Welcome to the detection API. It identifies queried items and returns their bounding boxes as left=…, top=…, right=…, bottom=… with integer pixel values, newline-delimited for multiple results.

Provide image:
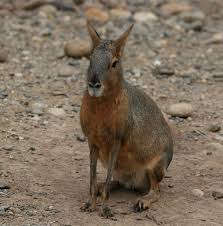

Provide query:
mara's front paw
left=99, top=205, right=114, bottom=218
left=133, top=199, right=149, bottom=213
left=80, top=201, right=96, bottom=212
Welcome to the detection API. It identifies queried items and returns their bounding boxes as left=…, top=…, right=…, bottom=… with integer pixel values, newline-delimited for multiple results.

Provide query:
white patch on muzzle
left=88, top=84, right=104, bottom=97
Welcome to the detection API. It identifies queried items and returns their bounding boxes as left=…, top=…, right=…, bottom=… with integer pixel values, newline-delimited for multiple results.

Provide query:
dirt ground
left=0, top=0, right=223, bottom=225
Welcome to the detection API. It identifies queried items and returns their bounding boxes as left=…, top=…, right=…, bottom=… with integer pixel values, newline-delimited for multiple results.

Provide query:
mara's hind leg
left=133, top=159, right=165, bottom=212
left=96, top=181, right=120, bottom=197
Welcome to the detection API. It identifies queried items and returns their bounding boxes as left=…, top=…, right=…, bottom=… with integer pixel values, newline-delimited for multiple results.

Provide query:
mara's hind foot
left=133, top=189, right=160, bottom=212
left=96, top=180, right=120, bottom=197
left=133, top=161, right=165, bottom=212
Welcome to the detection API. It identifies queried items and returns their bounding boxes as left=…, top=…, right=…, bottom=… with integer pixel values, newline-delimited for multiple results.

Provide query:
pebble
left=38, top=5, right=57, bottom=18
left=166, top=103, right=193, bottom=118
left=15, top=72, right=23, bottom=78
left=58, top=65, right=74, bottom=77
left=192, top=189, right=204, bottom=197
left=212, top=189, right=223, bottom=200
left=183, top=20, right=204, bottom=31
left=161, top=2, right=192, bottom=16
left=64, top=39, right=91, bottom=58
left=152, top=65, right=175, bottom=78
left=133, top=11, right=158, bottom=23
left=132, top=68, right=142, bottom=78
left=212, top=72, right=223, bottom=82
left=0, top=50, right=8, bottom=63
left=73, top=0, right=85, bottom=5
left=180, top=11, right=205, bottom=23
left=29, top=102, right=47, bottom=115
left=207, top=33, right=223, bottom=44
left=76, top=134, right=86, bottom=142
left=208, top=124, right=221, bottom=133
left=2, top=145, right=14, bottom=151
left=110, top=9, right=131, bottom=20
left=85, top=7, right=109, bottom=23
left=0, top=181, right=10, bottom=189
left=48, top=107, right=66, bottom=117
left=40, top=27, right=52, bottom=36
left=0, top=205, right=10, bottom=216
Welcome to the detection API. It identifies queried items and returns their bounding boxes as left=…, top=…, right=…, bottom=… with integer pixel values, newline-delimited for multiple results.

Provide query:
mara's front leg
left=99, top=141, right=121, bottom=218
left=80, top=143, right=98, bottom=212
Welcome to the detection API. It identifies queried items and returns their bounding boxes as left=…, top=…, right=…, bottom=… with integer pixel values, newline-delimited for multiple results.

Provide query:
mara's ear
left=86, top=21, right=101, bottom=48
left=114, top=24, right=134, bottom=58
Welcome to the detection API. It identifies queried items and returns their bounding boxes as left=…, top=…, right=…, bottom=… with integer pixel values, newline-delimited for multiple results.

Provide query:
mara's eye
left=112, top=60, right=118, bottom=68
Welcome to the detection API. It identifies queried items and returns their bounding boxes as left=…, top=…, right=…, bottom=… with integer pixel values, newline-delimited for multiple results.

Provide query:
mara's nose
left=88, top=81, right=101, bottom=89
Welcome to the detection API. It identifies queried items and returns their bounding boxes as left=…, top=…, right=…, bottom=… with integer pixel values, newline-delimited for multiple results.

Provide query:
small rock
left=153, top=60, right=162, bottom=66
left=40, top=27, right=52, bottom=36
left=110, top=9, right=131, bottom=20
left=212, top=72, right=223, bottom=82
left=29, top=102, right=47, bottom=115
left=183, top=20, right=204, bottom=31
left=76, top=134, right=86, bottom=142
left=73, top=0, right=85, bottom=5
left=2, top=145, right=14, bottom=151
left=152, top=65, right=175, bottom=78
left=192, top=189, right=204, bottom=197
left=15, top=72, right=23, bottom=77
left=0, top=50, right=8, bottom=63
left=48, top=107, right=66, bottom=117
left=73, top=105, right=80, bottom=113
left=212, top=189, right=223, bottom=200
left=208, top=124, right=221, bottom=133
left=0, top=181, right=10, bottom=189
left=64, top=39, right=91, bottom=58
left=85, top=7, right=109, bottom=23
left=58, top=65, right=73, bottom=77
left=133, top=11, right=158, bottom=23
left=207, top=33, right=223, bottom=44
left=99, top=0, right=119, bottom=8
left=39, top=5, right=57, bottom=18
left=180, top=11, right=205, bottom=23
left=161, top=2, right=192, bottom=16
left=166, top=103, right=193, bottom=118
left=132, top=68, right=142, bottom=78
left=0, top=205, right=10, bottom=216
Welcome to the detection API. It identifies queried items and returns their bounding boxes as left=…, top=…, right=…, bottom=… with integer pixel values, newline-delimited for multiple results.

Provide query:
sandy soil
left=0, top=0, right=223, bottom=225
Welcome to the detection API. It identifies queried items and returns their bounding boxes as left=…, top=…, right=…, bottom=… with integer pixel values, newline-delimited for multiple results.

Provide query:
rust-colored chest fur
left=80, top=89, right=129, bottom=167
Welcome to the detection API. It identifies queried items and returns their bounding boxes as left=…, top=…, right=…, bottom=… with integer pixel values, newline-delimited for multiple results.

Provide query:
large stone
left=48, top=107, right=66, bottom=117
left=58, top=65, right=74, bottom=77
left=133, top=11, right=158, bottom=22
left=161, top=3, right=192, bottom=16
left=64, top=40, right=91, bottom=58
left=85, top=7, right=109, bottom=23
left=110, top=9, right=131, bottom=20
left=166, top=103, right=193, bottom=118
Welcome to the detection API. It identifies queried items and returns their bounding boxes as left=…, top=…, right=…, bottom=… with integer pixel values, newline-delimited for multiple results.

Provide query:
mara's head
left=86, top=21, right=133, bottom=97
